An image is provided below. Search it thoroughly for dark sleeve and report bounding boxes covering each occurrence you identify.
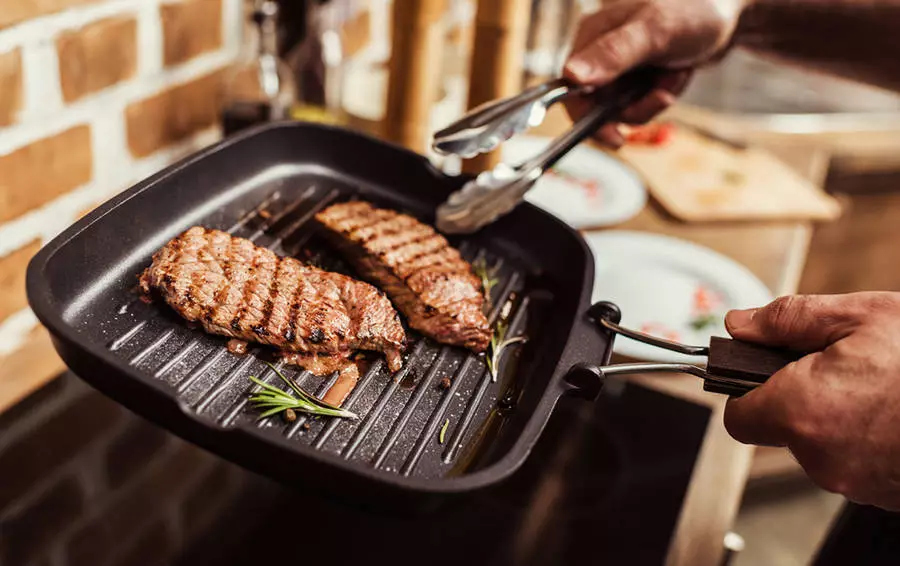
[814,502,900,566]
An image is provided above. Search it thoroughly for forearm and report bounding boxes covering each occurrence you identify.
[735,0,900,92]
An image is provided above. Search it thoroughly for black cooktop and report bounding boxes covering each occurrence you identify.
[227,378,711,566]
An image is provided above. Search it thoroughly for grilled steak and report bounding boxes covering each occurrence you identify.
[315,202,491,352]
[140,226,405,372]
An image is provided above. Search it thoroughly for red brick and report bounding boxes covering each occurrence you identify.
[0,390,121,510]
[0,239,41,325]
[125,71,223,157]
[57,17,138,103]
[0,477,83,565]
[105,418,169,489]
[161,0,223,67]
[0,0,99,29]
[0,125,93,223]
[0,49,22,126]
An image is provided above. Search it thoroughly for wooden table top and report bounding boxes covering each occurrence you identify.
[531,105,828,566]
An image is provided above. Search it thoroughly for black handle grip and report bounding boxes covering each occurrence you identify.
[705,337,806,397]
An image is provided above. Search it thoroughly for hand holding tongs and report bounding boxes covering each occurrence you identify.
[432,67,663,234]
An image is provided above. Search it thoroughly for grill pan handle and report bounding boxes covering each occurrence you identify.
[704,337,805,395]
[577,302,805,398]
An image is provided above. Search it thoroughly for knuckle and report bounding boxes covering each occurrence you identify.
[639,3,669,54]
[861,291,900,317]
[785,412,824,449]
[760,296,805,336]
[598,33,632,70]
[792,446,857,497]
[810,469,853,497]
[781,388,827,448]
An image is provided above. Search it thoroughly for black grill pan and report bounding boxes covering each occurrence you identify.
[26,123,620,510]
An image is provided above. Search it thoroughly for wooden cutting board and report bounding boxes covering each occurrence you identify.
[617,124,842,222]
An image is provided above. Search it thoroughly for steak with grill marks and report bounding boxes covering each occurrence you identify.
[139,226,406,372]
[315,202,491,352]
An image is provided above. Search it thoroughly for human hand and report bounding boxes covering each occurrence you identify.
[563,0,748,147]
[723,292,900,511]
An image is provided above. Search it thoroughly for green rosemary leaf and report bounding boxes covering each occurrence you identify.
[248,376,288,395]
[486,324,527,383]
[265,363,349,413]
[689,313,719,331]
[439,418,449,444]
[246,372,358,420]
[472,258,499,301]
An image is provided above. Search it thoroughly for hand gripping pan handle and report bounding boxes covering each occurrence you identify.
[582,302,806,397]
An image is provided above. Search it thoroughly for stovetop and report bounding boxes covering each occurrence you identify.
[226,378,710,566]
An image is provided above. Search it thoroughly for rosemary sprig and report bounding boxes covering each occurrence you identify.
[248,363,357,420]
[689,313,719,331]
[485,320,527,383]
[472,258,499,302]
[439,418,449,444]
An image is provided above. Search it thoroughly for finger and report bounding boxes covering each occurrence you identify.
[722,358,813,446]
[564,18,659,87]
[725,295,859,352]
[563,97,625,147]
[594,123,625,148]
[657,69,693,96]
[563,95,592,125]
[615,69,691,124]
[618,89,676,124]
[567,2,640,55]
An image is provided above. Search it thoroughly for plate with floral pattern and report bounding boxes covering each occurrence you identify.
[584,230,775,364]
[501,135,647,228]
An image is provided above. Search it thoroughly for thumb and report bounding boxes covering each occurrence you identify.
[725,295,857,352]
[564,19,660,86]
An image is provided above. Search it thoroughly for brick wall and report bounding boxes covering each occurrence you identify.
[0,373,284,566]
[0,0,243,407]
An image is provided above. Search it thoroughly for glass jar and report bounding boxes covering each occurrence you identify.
[221,0,298,136]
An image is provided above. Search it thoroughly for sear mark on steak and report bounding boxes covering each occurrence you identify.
[315,201,491,352]
[140,226,406,373]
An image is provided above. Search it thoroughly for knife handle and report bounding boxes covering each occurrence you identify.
[703,337,806,397]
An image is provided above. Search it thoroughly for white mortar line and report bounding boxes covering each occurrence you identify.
[0,310,39,357]
[90,101,131,191]
[137,0,164,77]
[0,179,97,257]
[19,38,63,123]
[0,48,234,156]
[222,0,244,56]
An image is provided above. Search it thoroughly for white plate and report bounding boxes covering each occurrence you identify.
[501,135,647,228]
[584,231,775,363]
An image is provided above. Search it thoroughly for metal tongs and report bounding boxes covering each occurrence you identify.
[432,67,662,234]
